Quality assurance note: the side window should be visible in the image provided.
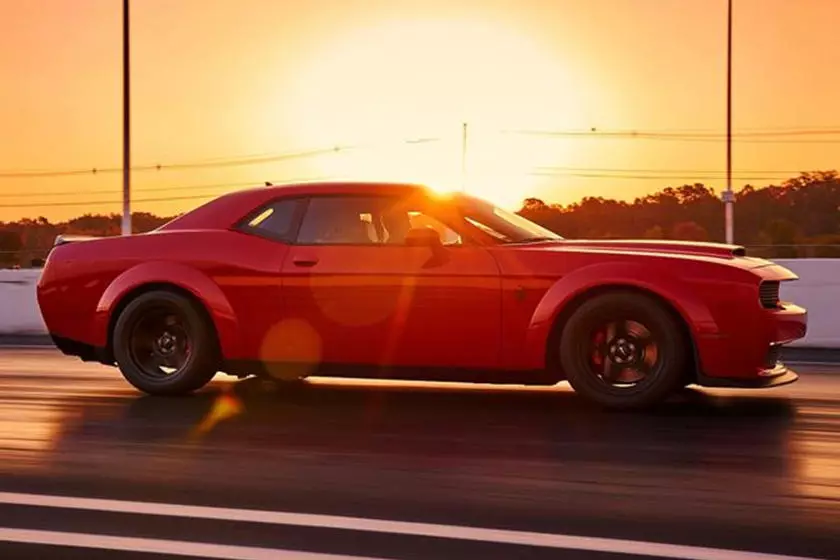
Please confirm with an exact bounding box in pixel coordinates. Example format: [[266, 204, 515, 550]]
[[404, 211, 461, 246], [240, 199, 299, 241], [295, 195, 463, 246], [297, 197, 379, 245]]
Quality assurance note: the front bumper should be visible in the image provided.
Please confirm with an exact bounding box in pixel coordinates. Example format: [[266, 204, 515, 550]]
[[695, 303, 807, 383], [696, 363, 799, 388]]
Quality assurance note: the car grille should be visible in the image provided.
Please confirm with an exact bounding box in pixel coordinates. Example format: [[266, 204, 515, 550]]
[[759, 281, 781, 309]]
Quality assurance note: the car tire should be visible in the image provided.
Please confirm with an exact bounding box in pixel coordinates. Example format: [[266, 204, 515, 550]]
[[558, 290, 689, 409], [112, 290, 220, 396]]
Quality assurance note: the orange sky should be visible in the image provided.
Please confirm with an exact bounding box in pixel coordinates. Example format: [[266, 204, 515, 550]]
[[2, 0, 840, 222]]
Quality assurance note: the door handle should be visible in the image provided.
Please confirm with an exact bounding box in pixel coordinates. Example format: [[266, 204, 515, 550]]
[[292, 257, 319, 267]]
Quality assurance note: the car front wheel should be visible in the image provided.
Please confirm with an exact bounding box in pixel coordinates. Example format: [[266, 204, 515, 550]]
[[112, 290, 219, 396], [558, 290, 689, 409]]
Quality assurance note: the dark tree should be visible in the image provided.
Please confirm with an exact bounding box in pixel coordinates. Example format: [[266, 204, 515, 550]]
[[0, 230, 23, 267]]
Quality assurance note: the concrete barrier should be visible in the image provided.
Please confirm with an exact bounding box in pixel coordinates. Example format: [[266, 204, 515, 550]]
[[0, 269, 46, 335], [0, 258, 835, 347], [774, 259, 840, 348]]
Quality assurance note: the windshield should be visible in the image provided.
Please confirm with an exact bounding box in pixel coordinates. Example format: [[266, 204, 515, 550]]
[[454, 194, 563, 243]]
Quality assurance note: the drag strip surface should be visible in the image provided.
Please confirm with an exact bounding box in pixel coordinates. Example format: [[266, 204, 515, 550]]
[[0, 348, 837, 558]]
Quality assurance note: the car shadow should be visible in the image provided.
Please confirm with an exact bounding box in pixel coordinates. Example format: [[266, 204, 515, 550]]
[[123, 376, 797, 426], [72, 376, 792, 471]]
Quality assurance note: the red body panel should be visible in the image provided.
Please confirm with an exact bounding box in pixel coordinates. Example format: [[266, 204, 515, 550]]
[[278, 244, 501, 369], [685, 263, 807, 379], [93, 261, 243, 357], [36, 181, 808, 386], [38, 229, 289, 361], [499, 255, 721, 371]]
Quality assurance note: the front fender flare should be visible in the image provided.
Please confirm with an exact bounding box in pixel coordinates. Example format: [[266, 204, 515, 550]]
[[521, 262, 719, 370], [93, 261, 240, 358]]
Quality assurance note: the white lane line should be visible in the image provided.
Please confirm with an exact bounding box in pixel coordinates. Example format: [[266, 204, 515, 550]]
[[0, 527, 384, 559], [0, 491, 825, 560]]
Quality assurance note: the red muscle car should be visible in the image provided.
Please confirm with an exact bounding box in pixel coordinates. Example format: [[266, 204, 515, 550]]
[[36, 181, 807, 408]]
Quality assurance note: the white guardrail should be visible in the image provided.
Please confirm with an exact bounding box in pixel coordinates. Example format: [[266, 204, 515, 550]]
[[0, 260, 837, 347]]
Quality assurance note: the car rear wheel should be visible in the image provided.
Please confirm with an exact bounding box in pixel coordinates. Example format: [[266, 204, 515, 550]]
[[558, 290, 689, 409], [112, 290, 219, 396]]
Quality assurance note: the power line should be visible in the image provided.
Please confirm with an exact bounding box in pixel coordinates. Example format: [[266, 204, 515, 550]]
[[0, 128, 836, 181], [0, 192, 221, 209], [0, 169, 809, 208], [654, 125, 840, 132], [503, 128, 840, 143], [2, 128, 838, 180], [0, 147, 349, 179], [0, 176, 334, 209], [523, 125, 840, 133], [1, 162, 829, 206], [2, 156, 826, 200], [535, 165, 817, 176], [505, 127, 840, 137], [0, 136, 443, 179], [531, 171, 792, 181], [0, 180, 257, 199]]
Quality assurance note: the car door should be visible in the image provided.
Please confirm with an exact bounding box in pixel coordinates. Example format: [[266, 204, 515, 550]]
[[221, 197, 306, 362], [278, 193, 502, 374]]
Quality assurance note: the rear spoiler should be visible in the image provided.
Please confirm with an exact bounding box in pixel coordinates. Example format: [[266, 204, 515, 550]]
[[54, 235, 99, 247]]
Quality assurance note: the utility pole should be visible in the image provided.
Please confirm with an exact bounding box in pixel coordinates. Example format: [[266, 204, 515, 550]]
[[122, 0, 132, 236], [460, 122, 468, 192], [723, 0, 734, 244]]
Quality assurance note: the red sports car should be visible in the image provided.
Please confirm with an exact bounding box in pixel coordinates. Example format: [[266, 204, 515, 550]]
[[36, 181, 807, 408]]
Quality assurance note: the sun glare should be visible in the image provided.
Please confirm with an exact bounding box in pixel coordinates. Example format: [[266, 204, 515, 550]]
[[281, 17, 590, 209]]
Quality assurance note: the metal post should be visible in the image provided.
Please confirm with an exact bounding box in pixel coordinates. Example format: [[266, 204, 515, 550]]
[[122, 0, 132, 236], [724, 0, 734, 244], [460, 122, 468, 192]]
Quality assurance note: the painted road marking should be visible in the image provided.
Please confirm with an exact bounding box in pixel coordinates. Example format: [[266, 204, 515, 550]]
[[0, 527, 383, 559], [0, 491, 826, 560]]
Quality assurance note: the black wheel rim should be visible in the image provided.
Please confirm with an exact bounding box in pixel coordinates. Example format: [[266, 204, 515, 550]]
[[586, 318, 660, 388], [127, 303, 193, 381]]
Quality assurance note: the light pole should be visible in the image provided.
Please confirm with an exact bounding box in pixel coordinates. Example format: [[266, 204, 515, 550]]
[[122, 0, 132, 236], [723, 0, 734, 244]]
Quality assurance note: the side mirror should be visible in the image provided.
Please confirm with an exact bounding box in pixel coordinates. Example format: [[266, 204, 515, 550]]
[[405, 227, 443, 248]]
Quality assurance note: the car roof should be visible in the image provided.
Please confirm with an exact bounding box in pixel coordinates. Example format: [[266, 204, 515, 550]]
[[158, 180, 439, 231], [261, 180, 432, 197]]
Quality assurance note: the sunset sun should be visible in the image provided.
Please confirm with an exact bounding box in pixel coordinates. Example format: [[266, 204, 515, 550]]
[[282, 18, 590, 208]]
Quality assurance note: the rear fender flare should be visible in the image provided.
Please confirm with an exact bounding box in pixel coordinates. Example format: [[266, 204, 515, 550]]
[[93, 262, 240, 358], [522, 262, 719, 370]]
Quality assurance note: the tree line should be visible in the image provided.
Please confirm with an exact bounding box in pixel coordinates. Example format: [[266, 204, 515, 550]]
[[0, 212, 172, 267], [1, 170, 839, 267], [518, 170, 840, 258]]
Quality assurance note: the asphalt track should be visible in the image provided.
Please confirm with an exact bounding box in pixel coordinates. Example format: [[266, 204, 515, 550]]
[[0, 346, 838, 559]]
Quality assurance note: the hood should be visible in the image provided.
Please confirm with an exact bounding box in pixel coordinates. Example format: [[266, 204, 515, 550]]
[[549, 239, 747, 259]]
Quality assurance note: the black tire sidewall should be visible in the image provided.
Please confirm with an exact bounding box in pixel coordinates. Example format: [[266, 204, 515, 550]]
[[559, 291, 688, 409], [112, 290, 218, 395]]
